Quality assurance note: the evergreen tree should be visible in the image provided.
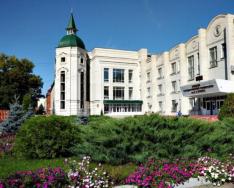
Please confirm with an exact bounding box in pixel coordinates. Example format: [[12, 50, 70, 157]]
[[0, 96, 33, 134], [218, 93, 234, 120]]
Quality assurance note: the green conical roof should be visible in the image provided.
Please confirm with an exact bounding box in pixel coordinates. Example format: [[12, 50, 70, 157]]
[[58, 13, 86, 49], [66, 13, 78, 32]]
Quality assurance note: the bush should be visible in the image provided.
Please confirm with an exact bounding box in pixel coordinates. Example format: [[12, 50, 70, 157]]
[[14, 116, 78, 159], [73, 114, 234, 165], [218, 93, 234, 120]]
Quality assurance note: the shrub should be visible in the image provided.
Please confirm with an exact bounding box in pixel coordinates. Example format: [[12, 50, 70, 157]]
[[73, 114, 234, 165], [218, 93, 234, 120], [14, 116, 78, 159]]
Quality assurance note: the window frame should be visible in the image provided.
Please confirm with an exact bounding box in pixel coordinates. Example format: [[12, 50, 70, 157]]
[[113, 69, 125, 83], [188, 55, 195, 80], [104, 68, 109, 82], [104, 86, 109, 100], [113, 86, 125, 100], [171, 62, 177, 75], [209, 46, 218, 68], [60, 71, 65, 109]]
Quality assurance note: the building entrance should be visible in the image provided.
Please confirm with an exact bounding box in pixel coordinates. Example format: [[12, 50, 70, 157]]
[[202, 96, 225, 115]]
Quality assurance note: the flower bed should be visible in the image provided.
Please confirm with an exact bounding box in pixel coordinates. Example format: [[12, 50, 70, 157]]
[[0, 167, 68, 188], [66, 156, 113, 187], [0, 156, 233, 187], [125, 156, 234, 188]]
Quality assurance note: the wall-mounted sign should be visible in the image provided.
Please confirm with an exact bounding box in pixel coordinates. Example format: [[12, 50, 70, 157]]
[[180, 79, 234, 97]]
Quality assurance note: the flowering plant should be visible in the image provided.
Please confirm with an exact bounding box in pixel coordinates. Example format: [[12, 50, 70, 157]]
[[198, 156, 234, 186], [0, 133, 15, 156], [0, 167, 68, 188], [66, 156, 113, 188], [126, 156, 234, 187], [125, 158, 203, 188]]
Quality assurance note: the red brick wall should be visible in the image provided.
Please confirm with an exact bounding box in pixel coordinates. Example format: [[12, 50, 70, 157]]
[[0, 110, 9, 122], [46, 91, 52, 115]]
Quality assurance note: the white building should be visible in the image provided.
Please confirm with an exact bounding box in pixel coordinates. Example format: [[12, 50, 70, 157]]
[[52, 13, 234, 116]]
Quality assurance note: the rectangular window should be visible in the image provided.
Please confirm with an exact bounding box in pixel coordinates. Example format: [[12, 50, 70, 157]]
[[147, 72, 151, 82], [129, 87, 133, 99], [128, 70, 133, 83], [113, 87, 124, 100], [158, 67, 163, 79], [104, 86, 109, 99], [60, 72, 65, 82], [172, 81, 177, 93], [60, 71, 65, 109], [80, 72, 84, 109], [188, 55, 195, 80], [158, 84, 163, 95], [172, 100, 177, 112], [221, 43, 226, 59], [60, 83, 65, 92], [159, 101, 163, 112], [197, 53, 200, 75], [171, 62, 176, 74], [147, 87, 151, 97], [210, 46, 217, 68], [104, 68, 109, 82], [113, 69, 124, 83], [61, 57, 65, 62]]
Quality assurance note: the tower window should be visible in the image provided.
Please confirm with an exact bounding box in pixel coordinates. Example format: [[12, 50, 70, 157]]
[[60, 71, 65, 109], [61, 57, 65, 62], [81, 57, 84, 64]]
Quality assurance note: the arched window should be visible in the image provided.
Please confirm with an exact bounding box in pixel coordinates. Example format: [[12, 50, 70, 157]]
[[80, 57, 84, 64], [60, 71, 65, 109]]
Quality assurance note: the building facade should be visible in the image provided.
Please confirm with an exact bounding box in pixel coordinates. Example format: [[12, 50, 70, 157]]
[[51, 13, 234, 116]]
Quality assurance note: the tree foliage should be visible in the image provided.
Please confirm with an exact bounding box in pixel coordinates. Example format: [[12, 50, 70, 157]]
[[0, 96, 33, 134], [0, 53, 43, 109], [218, 93, 234, 120]]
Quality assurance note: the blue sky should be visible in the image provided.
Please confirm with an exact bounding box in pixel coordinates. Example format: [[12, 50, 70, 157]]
[[1, 0, 234, 94]]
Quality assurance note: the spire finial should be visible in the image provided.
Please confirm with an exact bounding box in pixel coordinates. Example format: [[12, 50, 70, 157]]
[[66, 12, 78, 35], [70, 8, 73, 14]]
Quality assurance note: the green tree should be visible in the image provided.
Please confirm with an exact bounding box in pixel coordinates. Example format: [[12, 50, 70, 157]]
[[22, 93, 32, 111], [0, 53, 43, 109], [0, 96, 33, 134], [218, 93, 234, 120]]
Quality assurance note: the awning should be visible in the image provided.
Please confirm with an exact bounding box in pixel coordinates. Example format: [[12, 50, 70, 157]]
[[104, 100, 143, 104], [180, 79, 234, 97]]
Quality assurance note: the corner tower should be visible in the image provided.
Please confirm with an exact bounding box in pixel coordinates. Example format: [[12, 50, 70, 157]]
[[54, 13, 89, 116]]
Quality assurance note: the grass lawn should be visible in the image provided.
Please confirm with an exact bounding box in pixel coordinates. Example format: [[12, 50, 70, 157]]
[[0, 156, 136, 183]]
